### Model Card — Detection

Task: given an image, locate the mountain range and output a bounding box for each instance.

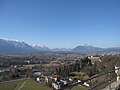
[0,38,120,54]
[0,39,35,54]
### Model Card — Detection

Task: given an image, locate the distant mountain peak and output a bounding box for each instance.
[0,38,35,54]
[0,38,24,44]
[32,44,46,48]
[52,48,71,51]
[32,44,51,51]
[83,43,93,47]
[32,44,49,48]
[0,38,120,54]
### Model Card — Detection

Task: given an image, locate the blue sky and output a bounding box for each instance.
[0,0,120,48]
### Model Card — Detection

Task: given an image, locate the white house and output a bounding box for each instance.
[88,56,101,64]
[45,76,50,83]
[83,82,90,87]
[115,61,120,81]
[52,82,62,90]
[36,77,41,83]
[69,77,73,82]
[60,80,67,85]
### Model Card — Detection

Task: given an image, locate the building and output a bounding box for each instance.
[32,70,42,77]
[115,61,120,81]
[88,56,101,64]
[52,81,63,90]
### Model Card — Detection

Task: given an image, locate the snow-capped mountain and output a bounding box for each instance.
[72,44,103,53]
[0,38,120,54]
[52,48,71,51]
[0,39,35,54]
[32,45,51,51]
[83,43,93,47]
[32,45,72,52]
[72,44,120,53]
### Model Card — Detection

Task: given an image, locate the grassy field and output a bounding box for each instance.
[0,79,51,90]
[0,79,88,90]
[0,80,24,90]
[20,79,51,90]
[71,85,88,90]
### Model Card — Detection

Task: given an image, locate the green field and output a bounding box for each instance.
[0,79,51,90]
[0,79,88,90]
[71,85,88,90]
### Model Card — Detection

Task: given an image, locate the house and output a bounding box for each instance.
[45,76,51,83]
[83,82,90,87]
[60,79,67,85]
[78,80,81,83]
[115,61,120,81]
[88,56,101,64]
[69,77,73,82]
[36,77,41,83]
[52,81,63,90]
[88,56,105,72]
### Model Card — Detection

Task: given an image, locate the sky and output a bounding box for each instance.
[0,0,120,48]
